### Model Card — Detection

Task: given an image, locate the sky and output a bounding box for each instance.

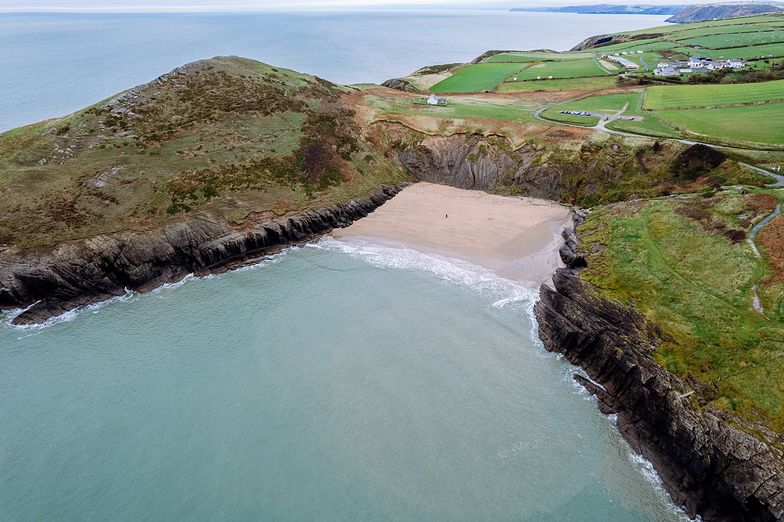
[0,0,694,13]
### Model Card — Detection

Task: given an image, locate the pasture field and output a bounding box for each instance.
[389,101,538,122]
[645,80,784,109]
[604,116,681,138]
[486,51,593,62]
[656,103,784,145]
[670,24,775,40]
[594,38,681,54]
[496,76,617,92]
[511,59,609,81]
[679,30,784,49]
[601,93,682,137]
[688,42,784,60]
[556,92,638,113]
[430,63,523,93]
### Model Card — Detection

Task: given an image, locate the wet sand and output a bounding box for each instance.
[333,183,572,286]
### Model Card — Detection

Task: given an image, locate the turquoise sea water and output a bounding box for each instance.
[0,11,687,519]
[1,240,687,520]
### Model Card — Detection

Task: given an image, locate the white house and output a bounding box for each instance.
[427,94,439,105]
[728,58,746,68]
[688,56,704,68]
[657,62,670,69]
[637,50,644,54]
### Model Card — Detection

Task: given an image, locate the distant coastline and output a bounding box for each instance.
[511,4,686,16]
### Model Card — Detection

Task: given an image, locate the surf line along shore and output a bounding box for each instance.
[332,182,573,286]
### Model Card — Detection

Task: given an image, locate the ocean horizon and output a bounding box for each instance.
[0,10,671,132]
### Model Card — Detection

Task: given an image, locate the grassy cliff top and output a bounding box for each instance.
[577,186,784,437]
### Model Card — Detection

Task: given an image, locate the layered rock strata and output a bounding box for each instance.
[0,185,406,325]
[535,222,784,521]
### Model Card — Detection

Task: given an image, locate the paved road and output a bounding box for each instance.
[739,162,784,188]
[751,203,782,239]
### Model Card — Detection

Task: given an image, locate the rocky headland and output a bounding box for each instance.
[536,215,784,521]
[0,185,405,325]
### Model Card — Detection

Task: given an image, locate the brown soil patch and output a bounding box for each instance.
[676,197,748,244]
[543,125,595,141]
[758,215,784,283]
[745,193,778,214]
[605,200,650,218]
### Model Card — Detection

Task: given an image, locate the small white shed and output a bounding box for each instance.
[427,94,439,105]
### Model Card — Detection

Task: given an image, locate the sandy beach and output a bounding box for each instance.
[333,183,572,286]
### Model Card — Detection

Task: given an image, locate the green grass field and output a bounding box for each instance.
[678,42,784,61]
[605,116,681,138]
[679,30,784,49]
[578,190,784,430]
[508,59,609,81]
[486,51,594,62]
[656,103,784,145]
[670,24,775,40]
[430,63,524,93]
[497,76,617,92]
[383,101,537,122]
[645,80,784,109]
[594,38,680,54]
[557,92,637,112]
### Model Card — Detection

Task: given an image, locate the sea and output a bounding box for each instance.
[0,11,690,521]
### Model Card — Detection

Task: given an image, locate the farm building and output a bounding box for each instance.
[688,56,704,68]
[654,66,679,76]
[607,55,639,69]
[427,94,438,105]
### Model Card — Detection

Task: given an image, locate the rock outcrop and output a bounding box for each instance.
[0,185,406,325]
[535,220,784,521]
[381,78,419,93]
[397,133,562,196]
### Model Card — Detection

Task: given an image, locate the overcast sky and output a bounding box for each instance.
[0,0,690,13]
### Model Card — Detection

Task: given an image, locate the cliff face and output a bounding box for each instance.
[535,226,784,521]
[666,4,783,23]
[0,185,405,325]
[397,133,560,196]
[393,132,672,203]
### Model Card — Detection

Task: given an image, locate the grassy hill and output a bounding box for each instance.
[0,56,410,249]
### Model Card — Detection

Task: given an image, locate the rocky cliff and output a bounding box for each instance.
[535,223,784,521]
[391,131,728,205]
[396,133,561,196]
[0,185,405,325]
[666,3,783,23]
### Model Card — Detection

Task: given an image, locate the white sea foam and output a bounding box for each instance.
[601,414,695,521]
[318,236,538,305]
[2,291,137,332]
[1,248,298,331]
[233,246,294,272]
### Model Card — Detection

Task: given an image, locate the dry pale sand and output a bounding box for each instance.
[333,183,572,286]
